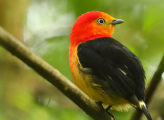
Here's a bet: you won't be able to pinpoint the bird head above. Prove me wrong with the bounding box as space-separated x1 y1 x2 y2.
70 11 124 45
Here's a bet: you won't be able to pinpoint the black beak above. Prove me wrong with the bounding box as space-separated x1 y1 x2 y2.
111 19 124 25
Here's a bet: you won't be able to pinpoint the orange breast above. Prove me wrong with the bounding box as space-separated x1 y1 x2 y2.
69 44 90 92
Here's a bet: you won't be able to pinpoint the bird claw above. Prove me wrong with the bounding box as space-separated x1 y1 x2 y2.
96 102 115 120
105 106 115 120
106 112 115 120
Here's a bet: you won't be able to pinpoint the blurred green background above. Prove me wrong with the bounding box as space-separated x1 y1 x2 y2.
0 0 164 120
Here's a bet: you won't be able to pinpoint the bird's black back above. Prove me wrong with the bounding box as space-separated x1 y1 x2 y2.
77 37 145 101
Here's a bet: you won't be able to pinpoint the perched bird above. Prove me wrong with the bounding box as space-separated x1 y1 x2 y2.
69 11 152 120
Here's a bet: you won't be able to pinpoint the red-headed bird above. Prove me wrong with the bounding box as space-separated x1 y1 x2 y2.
69 11 152 120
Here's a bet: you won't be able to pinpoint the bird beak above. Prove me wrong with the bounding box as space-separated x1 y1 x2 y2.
111 19 124 25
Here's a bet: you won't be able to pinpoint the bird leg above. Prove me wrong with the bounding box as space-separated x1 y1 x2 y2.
105 105 115 120
96 102 115 120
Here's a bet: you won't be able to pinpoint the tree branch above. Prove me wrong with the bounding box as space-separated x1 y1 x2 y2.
0 26 112 120
130 55 164 120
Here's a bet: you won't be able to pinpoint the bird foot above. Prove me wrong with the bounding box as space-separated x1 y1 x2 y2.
105 106 115 120
106 112 115 120
96 102 115 120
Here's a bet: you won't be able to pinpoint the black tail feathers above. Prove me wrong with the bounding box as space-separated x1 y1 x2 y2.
139 101 152 120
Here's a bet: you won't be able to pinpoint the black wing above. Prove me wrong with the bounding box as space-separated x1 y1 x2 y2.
77 37 145 100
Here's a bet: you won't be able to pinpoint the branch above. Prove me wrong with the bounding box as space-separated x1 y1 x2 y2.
130 55 164 120
0 27 112 120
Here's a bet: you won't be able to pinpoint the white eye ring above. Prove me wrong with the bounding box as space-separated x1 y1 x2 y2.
97 18 105 25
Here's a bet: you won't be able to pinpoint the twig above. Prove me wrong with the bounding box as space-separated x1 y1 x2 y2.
0 26 111 120
130 55 164 120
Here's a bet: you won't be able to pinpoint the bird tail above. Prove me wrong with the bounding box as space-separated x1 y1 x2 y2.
139 101 152 120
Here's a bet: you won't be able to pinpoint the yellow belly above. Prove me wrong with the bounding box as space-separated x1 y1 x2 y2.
70 45 131 111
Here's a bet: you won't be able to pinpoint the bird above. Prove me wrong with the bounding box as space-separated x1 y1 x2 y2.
69 11 152 120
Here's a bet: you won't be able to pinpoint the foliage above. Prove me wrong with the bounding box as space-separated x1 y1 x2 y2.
0 0 164 120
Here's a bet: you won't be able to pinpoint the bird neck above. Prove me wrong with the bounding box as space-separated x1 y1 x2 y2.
70 34 112 46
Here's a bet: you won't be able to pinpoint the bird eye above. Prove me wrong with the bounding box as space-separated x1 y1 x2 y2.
97 18 105 25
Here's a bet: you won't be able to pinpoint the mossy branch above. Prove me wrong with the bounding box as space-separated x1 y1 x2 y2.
0 26 112 120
